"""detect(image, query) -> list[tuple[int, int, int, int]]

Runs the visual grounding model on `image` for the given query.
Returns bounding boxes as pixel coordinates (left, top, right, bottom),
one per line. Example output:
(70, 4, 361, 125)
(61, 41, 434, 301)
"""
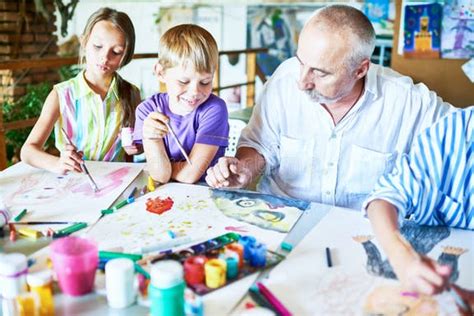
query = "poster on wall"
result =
(441, 0, 474, 59)
(363, 0, 395, 37)
(403, 3, 442, 58)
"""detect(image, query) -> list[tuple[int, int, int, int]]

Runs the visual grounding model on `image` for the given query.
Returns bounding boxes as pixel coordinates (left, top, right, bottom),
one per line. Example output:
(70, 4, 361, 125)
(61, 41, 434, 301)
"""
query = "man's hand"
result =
(205, 157, 252, 188)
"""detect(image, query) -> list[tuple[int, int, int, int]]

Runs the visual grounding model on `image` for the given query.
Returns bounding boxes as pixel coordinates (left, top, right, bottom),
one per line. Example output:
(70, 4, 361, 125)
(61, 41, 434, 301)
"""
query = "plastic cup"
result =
(50, 236, 98, 296)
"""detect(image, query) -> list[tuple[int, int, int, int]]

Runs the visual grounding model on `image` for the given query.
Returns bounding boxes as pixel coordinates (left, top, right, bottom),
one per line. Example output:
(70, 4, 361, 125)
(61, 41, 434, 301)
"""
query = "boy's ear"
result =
(154, 62, 166, 82)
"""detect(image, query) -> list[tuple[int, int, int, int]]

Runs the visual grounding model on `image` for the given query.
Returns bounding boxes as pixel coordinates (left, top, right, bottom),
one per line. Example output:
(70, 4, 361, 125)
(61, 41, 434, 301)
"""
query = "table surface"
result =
(0, 163, 334, 315)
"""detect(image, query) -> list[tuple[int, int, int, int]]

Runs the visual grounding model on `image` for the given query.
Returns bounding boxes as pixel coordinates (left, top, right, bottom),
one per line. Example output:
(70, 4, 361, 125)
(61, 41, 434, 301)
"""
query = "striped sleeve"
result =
(364, 108, 474, 230)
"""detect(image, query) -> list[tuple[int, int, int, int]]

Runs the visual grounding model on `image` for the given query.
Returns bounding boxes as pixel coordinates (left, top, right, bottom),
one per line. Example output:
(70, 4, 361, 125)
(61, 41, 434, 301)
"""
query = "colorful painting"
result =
(263, 208, 472, 314)
(363, 0, 394, 36)
(403, 3, 442, 58)
(85, 183, 306, 253)
(441, 0, 474, 59)
(0, 162, 143, 223)
(211, 189, 309, 233)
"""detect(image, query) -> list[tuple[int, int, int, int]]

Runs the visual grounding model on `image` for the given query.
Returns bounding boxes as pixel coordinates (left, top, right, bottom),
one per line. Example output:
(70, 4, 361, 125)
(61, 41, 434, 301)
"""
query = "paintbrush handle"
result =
(165, 121, 192, 166)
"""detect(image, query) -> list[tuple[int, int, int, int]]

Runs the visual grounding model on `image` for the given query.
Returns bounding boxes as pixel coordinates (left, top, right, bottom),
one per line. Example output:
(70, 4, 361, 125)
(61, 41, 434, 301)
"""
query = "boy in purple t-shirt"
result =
(133, 24, 229, 184)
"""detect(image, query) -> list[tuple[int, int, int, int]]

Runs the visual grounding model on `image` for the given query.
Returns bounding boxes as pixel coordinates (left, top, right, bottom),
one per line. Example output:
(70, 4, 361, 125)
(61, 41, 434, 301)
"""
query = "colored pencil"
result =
(13, 209, 27, 222)
(128, 186, 137, 199)
(256, 282, 292, 316)
(60, 127, 100, 192)
(165, 121, 192, 166)
(326, 247, 333, 267)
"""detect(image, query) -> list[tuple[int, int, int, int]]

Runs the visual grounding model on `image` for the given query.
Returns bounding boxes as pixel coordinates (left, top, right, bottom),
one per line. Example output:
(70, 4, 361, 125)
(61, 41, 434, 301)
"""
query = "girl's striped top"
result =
(365, 107, 473, 230)
(54, 71, 130, 162)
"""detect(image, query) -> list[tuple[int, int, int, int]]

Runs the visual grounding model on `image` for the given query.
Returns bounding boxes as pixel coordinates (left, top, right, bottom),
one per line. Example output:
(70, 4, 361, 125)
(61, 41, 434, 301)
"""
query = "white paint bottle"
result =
(105, 258, 136, 309)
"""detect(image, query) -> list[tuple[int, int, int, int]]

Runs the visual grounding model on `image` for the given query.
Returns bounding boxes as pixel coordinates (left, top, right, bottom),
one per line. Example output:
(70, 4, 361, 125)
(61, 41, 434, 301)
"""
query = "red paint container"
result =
(184, 256, 207, 285)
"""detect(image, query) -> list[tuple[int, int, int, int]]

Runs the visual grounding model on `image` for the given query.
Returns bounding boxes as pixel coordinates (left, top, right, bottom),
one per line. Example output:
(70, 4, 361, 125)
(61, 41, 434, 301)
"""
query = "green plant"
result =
(3, 82, 54, 166)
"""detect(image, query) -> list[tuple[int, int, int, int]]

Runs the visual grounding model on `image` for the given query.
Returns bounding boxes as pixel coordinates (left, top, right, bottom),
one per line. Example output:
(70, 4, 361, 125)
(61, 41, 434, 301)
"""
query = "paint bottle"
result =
(105, 258, 136, 309)
(225, 257, 239, 279)
(248, 242, 267, 267)
(121, 127, 134, 147)
(184, 256, 207, 285)
(239, 236, 256, 261)
(0, 253, 28, 299)
(149, 260, 185, 316)
(27, 270, 54, 315)
(204, 259, 227, 289)
(225, 243, 244, 268)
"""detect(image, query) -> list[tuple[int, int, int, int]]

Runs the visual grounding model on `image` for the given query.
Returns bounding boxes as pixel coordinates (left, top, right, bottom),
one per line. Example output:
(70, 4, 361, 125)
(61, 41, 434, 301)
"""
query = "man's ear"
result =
(154, 62, 166, 82)
(354, 58, 370, 80)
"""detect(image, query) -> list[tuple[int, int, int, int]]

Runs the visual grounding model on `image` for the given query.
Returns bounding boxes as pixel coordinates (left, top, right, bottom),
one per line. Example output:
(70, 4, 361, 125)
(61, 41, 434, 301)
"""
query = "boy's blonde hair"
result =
(158, 24, 218, 73)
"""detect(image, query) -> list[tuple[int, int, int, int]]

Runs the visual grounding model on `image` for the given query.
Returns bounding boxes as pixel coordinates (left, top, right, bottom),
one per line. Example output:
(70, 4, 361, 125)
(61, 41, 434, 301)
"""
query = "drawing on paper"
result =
(146, 196, 174, 215)
(441, 0, 474, 59)
(211, 189, 309, 233)
(353, 221, 467, 283)
(0, 162, 143, 223)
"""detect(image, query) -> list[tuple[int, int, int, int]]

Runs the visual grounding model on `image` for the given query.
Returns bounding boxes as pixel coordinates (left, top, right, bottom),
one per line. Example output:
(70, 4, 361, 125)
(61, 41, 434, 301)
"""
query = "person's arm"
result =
(205, 146, 265, 188)
(20, 89, 83, 174)
(367, 199, 451, 295)
(171, 143, 218, 183)
(142, 112, 172, 183)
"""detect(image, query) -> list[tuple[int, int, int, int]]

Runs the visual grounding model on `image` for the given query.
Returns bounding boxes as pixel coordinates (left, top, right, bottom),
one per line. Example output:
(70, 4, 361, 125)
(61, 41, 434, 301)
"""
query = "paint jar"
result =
(225, 257, 239, 279)
(248, 242, 267, 267)
(225, 243, 244, 268)
(15, 292, 36, 316)
(239, 236, 256, 261)
(121, 127, 134, 147)
(27, 270, 54, 316)
(184, 288, 204, 316)
(105, 258, 136, 309)
(50, 236, 98, 296)
(149, 260, 185, 316)
(204, 259, 227, 289)
(184, 256, 207, 285)
(0, 253, 28, 299)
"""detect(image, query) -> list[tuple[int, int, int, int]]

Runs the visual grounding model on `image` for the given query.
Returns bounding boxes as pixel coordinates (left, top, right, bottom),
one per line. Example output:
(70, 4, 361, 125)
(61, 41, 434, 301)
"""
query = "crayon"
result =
(13, 209, 27, 222)
(326, 247, 333, 267)
(147, 176, 156, 192)
(18, 227, 42, 239)
(99, 251, 143, 262)
(54, 222, 87, 237)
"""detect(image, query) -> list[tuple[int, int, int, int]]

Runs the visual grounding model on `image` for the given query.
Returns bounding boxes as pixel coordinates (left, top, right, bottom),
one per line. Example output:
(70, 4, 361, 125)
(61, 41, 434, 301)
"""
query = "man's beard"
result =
(305, 89, 342, 105)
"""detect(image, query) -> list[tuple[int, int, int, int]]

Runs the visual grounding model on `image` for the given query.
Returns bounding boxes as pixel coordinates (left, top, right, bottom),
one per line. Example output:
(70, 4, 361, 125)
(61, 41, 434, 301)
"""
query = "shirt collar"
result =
(76, 70, 119, 100)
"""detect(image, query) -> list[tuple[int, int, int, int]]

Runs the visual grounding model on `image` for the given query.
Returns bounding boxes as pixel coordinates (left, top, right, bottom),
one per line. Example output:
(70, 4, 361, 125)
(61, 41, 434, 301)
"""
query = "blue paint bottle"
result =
(149, 260, 185, 316)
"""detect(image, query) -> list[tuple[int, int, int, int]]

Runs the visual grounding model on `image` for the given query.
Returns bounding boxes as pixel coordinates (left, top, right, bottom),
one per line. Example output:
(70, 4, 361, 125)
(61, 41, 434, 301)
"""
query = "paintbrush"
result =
(164, 121, 192, 166)
(60, 127, 100, 192)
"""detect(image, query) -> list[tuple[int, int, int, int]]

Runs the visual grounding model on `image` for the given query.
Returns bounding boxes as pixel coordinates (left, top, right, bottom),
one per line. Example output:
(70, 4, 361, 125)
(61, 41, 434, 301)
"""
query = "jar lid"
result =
(150, 260, 183, 288)
(105, 258, 134, 274)
(0, 253, 27, 276)
(26, 270, 52, 287)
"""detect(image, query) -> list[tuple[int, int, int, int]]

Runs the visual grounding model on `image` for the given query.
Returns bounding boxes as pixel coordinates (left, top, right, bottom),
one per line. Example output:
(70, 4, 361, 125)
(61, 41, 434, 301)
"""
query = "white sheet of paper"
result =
(85, 183, 305, 253)
(264, 207, 473, 315)
(0, 161, 143, 223)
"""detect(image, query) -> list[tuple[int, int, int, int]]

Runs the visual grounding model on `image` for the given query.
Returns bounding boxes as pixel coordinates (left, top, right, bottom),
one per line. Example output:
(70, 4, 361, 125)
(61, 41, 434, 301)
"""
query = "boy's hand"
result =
(205, 157, 252, 189)
(56, 144, 83, 174)
(392, 246, 451, 295)
(143, 112, 169, 139)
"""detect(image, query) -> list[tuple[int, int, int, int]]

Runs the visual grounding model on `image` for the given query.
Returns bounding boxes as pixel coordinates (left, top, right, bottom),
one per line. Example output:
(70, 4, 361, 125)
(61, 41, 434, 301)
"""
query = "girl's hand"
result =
(123, 144, 143, 155)
(56, 144, 83, 174)
(143, 112, 169, 140)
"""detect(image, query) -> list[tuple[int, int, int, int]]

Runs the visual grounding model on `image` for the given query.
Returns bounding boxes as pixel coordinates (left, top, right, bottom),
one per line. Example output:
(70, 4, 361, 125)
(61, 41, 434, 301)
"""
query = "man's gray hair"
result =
(312, 5, 376, 70)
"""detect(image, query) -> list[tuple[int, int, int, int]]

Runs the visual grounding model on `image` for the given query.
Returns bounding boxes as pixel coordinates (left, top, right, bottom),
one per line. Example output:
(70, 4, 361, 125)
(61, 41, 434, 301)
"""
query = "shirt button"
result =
(325, 191, 331, 195)
(328, 162, 334, 167)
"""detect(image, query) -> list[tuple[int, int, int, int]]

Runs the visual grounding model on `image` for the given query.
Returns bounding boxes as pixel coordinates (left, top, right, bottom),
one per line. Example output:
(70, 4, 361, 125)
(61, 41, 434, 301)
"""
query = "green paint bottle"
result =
(149, 260, 185, 316)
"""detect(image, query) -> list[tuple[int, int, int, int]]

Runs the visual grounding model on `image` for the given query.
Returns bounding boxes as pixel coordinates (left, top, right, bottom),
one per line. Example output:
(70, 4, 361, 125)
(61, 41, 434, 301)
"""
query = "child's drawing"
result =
(0, 162, 143, 223)
(86, 184, 305, 253)
(263, 208, 473, 314)
(211, 189, 309, 233)
(353, 221, 466, 283)
(441, 0, 474, 59)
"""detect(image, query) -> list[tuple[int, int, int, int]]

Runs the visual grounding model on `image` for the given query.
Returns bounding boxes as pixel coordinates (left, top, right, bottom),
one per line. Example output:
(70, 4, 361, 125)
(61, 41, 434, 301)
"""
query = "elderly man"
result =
(206, 5, 454, 209)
